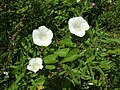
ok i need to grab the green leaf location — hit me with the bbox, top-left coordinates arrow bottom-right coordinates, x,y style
35,76 -> 46,85
71,69 -> 81,74
16,73 -> 24,83
9,65 -> 18,69
61,48 -> 79,63
87,56 -> 95,63
107,38 -> 120,44
8,73 -> 24,90
8,84 -> 18,90
58,71 -> 66,76
100,61 -> 111,70
45,65 -> 55,70
62,55 -> 79,63
95,66 -> 104,76
16,6 -> 28,14
43,54 -> 58,64
81,75 -> 91,80
60,38 -> 74,47
66,48 -> 79,56
107,48 -> 120,55
62,64 -> 71,70
88,64 -> 95,80
0,79 -> 7,84
54,48 -> 69,57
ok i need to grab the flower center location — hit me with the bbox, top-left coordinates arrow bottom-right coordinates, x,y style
75,27 -> 80,31
33,63 -> 40,70
41,36 -> 46,41
39,33 -> 47,41
73,22 -> 81,31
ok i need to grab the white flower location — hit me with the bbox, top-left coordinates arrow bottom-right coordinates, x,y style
3,72 -> 8,76
3,72 -> 9,78
88,82 -> 94,85
32,26 -> 53,46
68,16 -> 89,37
77,0 -> 80,2
97,48 -> 99,51
27,58 -> 43,73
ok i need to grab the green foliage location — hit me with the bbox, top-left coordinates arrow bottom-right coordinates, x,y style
43,54 -> 58,64
0,0 -> 120,90
54,48 -> 70,57
61,48 -> 79,63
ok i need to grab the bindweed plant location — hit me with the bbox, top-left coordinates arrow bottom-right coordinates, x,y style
0,0 -> 120,90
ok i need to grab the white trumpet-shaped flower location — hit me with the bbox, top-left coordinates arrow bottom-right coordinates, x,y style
32,26 -> 53,46
68,16 -> 89,37
27,58 -> 43,73
77,0 -> 80,3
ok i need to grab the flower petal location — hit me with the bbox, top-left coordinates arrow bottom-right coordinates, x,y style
32,26 -> 53,46
41,39 -> 52,46
38,26 -> 48,31
35,58 -> 43,65
68,16 -> 89,37
27,58 -> 43,73
74,30 -> 86,37
81,22 -> 90,31
29,58 -> 36,65
39,65 -> 43,69
27,65 -> 33,71
46,29 -> 53,40
77,0 -> 80,2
